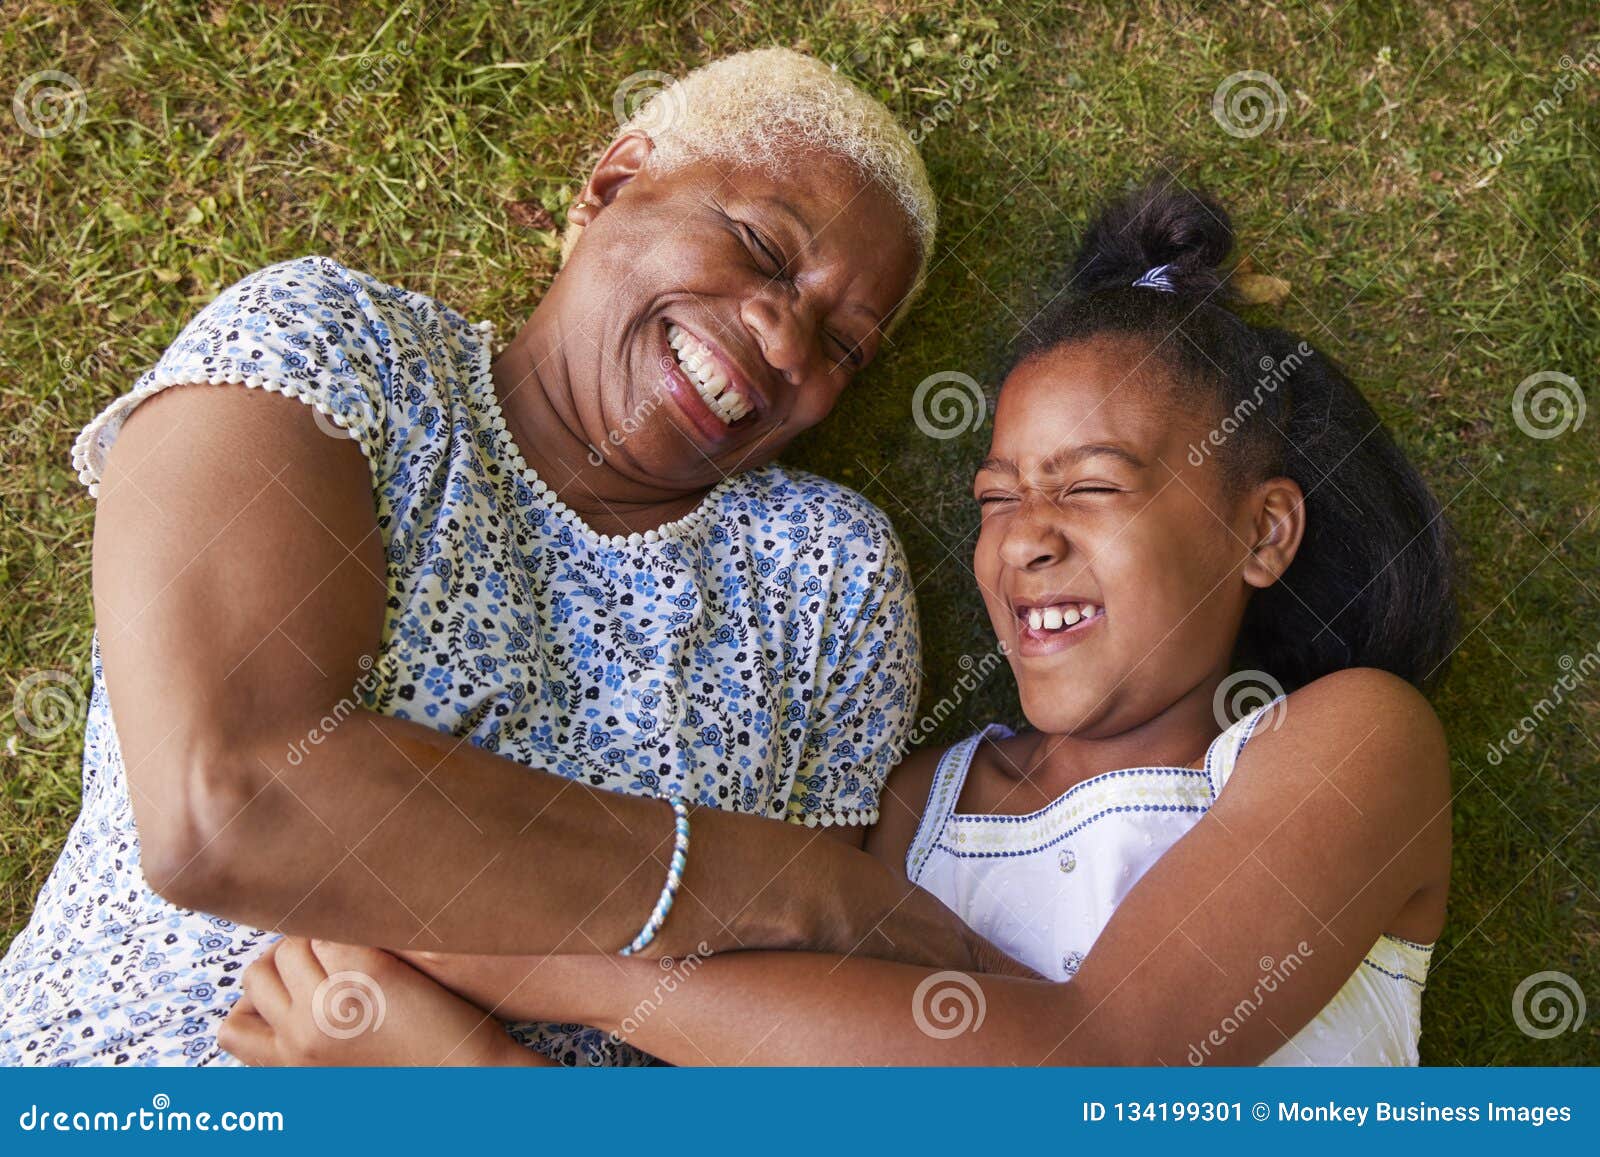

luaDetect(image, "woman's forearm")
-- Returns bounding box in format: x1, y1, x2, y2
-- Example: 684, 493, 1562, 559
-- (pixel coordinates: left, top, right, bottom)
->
167, 705, 977, 967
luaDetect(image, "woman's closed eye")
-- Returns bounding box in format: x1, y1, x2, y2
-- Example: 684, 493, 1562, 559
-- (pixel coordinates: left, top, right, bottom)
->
734, 214, 865, 371
739, 220, 788, 278
829, 331, 865, 371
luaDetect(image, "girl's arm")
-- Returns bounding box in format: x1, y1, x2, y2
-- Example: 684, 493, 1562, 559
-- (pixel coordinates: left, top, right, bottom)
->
99, 384, 985, 970
453, 669, 1450, 1065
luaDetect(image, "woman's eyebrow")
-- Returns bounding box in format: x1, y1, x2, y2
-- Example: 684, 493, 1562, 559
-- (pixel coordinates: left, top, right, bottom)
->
752, 196, 816, 246
748, 196, 888, 333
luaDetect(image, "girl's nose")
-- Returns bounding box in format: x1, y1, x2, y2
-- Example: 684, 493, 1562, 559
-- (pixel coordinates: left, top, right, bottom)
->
998, 497, 1068, 571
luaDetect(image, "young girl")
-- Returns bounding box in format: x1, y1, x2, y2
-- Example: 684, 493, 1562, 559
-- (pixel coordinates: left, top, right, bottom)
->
220, 182, 1457, 1067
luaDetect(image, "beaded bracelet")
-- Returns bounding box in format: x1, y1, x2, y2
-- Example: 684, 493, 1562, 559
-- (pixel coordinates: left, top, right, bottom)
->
618, 793, 691, 957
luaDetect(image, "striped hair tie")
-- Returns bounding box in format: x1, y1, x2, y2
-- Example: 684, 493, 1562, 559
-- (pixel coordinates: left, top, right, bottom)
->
1132, 264, 1178, 293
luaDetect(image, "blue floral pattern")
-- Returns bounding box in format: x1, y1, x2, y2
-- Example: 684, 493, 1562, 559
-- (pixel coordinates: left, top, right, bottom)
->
0, 257, 920, 1066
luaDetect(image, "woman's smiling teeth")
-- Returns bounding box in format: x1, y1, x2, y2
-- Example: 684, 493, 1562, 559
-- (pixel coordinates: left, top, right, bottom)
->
1023, 603, 1100, 633
667, 323, 751, 424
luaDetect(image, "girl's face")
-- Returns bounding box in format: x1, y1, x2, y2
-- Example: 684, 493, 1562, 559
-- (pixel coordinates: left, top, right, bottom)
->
973, 337, 1283, 738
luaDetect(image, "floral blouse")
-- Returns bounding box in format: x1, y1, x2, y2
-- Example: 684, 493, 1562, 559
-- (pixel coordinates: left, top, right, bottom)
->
0, 257, 920, 1066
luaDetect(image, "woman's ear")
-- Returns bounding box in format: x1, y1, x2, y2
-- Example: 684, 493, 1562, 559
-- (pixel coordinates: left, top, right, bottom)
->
1241, 476, 1306, 590
568, 132, 655, 227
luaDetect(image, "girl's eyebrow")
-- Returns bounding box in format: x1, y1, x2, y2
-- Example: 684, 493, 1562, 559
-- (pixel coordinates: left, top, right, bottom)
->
977, 443, 1147, 477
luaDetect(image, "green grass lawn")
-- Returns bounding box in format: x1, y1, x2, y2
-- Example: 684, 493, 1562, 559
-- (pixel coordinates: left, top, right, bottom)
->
2, 1, 1596, 1064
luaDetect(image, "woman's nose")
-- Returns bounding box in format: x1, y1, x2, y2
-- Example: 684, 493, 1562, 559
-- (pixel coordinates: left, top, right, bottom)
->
740, 291, 814, 388
998, 499, 1068, 571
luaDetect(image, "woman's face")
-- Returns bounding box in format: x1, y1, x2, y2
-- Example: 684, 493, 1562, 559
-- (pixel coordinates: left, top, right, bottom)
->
553, 141, 921, 490
972, 338, 1268, 738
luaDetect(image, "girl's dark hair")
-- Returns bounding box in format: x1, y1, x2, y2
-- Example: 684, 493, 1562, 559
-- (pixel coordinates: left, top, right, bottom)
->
1015, 180, 1458, 693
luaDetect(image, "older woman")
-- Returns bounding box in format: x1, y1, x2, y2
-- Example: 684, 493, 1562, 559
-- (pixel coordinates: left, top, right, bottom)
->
0, 49, 987, 1067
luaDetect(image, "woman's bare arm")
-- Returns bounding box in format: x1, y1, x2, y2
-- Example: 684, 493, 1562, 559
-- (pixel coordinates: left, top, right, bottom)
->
434, 670, 1449, 1064
97, 383, 979, 966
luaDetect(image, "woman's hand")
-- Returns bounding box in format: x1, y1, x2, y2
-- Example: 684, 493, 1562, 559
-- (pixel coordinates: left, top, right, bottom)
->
218, 937, 553, 1067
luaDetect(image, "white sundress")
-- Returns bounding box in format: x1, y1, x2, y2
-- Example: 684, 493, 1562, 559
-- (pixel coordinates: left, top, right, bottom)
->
906, 701, 1433, 1065
0, 256, 921, 1066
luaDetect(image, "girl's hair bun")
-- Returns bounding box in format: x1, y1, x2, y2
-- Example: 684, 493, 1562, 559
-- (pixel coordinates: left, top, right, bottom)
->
1068, 180, 1235, 297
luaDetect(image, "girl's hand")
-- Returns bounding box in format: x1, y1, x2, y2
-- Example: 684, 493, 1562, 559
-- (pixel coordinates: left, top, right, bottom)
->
218, 937, 554, 1066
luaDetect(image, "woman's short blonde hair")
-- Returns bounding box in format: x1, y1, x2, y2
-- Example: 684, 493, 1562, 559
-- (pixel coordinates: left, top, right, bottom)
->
564, 47, 937, 316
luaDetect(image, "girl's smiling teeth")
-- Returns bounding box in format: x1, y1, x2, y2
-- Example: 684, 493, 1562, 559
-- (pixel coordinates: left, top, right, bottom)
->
667, 323, 752, 424
1021, 603, 1101, 633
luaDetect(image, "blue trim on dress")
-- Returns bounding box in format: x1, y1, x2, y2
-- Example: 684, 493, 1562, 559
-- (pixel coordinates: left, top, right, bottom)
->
905, 725, 1011, 883
947, 764, 1216, 829
1360, 956, 1428, 989
935, 801, 1211, 859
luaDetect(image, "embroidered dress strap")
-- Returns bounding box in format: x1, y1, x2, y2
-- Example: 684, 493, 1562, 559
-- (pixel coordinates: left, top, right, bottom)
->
905, 724, 1012, 884
1207, 695, 1287, 797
